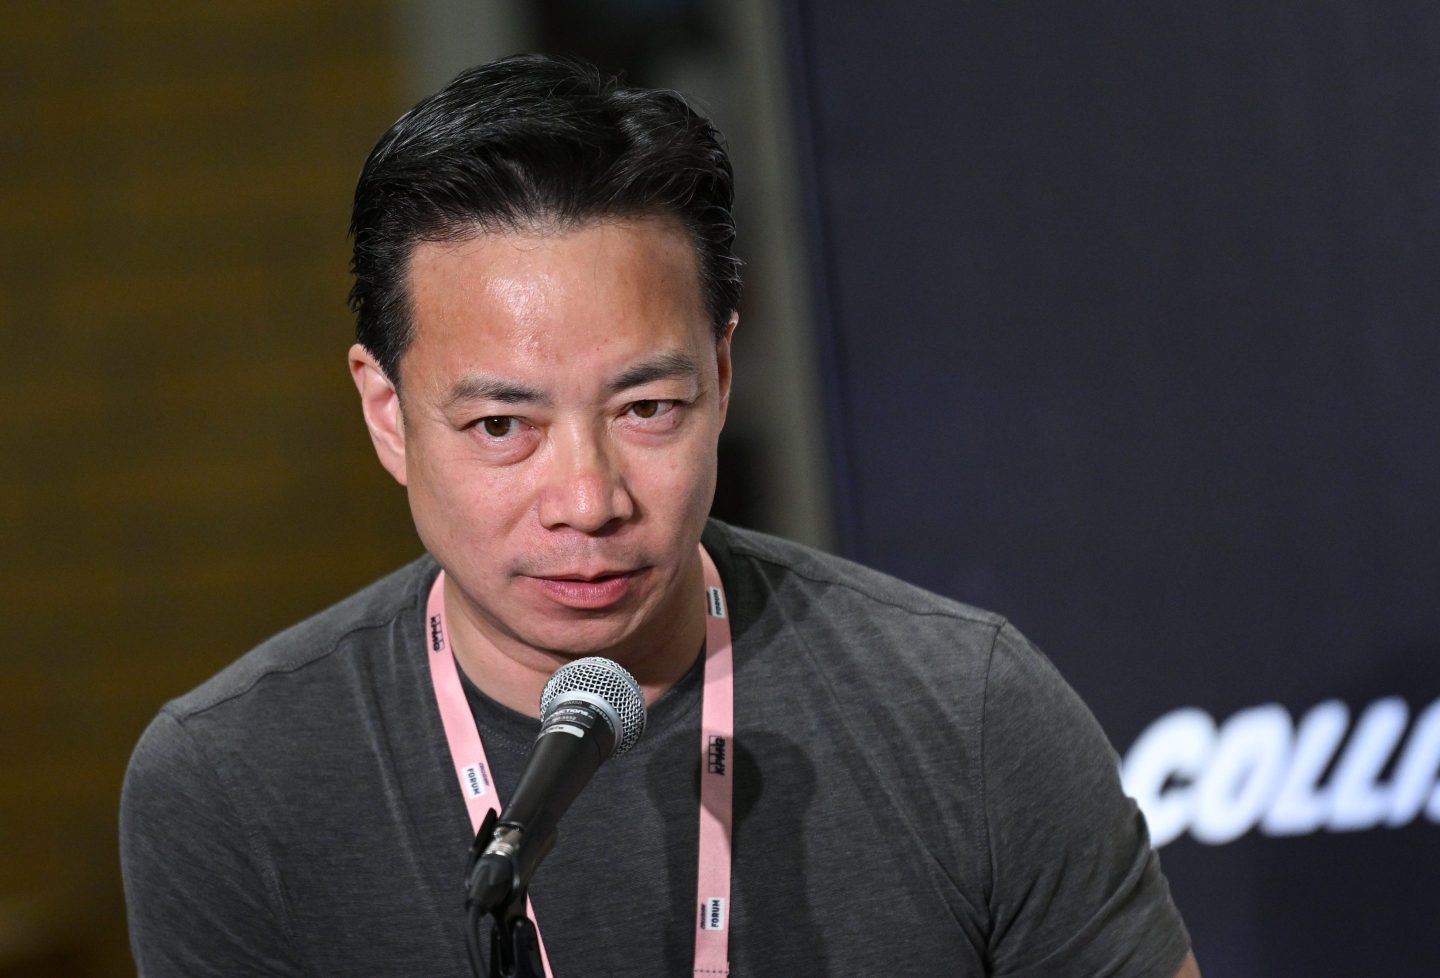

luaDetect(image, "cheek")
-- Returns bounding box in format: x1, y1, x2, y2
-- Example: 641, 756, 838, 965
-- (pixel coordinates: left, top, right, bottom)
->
408, 451, 532, 540
454, 470, 536, 527
635, 441, 717, 517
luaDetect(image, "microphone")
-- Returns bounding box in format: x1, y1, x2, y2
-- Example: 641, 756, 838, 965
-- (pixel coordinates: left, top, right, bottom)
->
466, 656, 647, 912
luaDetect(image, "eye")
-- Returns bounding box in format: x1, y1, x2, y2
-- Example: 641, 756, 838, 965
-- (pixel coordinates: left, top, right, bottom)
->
628, 399, 673, 420
478, 416, 519, 438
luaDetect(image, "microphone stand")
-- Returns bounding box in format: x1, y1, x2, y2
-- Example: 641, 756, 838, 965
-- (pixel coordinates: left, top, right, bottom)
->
464, 810, 546, 978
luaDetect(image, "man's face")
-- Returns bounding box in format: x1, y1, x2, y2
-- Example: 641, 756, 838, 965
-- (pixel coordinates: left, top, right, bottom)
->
353, 217, 733, 672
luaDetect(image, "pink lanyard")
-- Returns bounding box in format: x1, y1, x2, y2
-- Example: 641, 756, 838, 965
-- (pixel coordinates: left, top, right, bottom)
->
425, 544, 735, 977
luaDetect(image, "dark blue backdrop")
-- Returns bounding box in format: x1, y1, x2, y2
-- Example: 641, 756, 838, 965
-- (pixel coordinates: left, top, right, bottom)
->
781, 3, 1440, 975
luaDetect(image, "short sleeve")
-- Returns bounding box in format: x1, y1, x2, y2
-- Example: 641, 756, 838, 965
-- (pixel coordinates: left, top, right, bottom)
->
119, 710, 304, 977
981, 623, 1191, 978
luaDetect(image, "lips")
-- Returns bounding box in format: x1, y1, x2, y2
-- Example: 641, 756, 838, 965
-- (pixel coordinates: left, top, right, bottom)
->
540, 569, 633, 583
526, 567, 647, 610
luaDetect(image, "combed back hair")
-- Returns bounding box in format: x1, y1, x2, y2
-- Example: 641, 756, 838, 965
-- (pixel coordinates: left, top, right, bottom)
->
348, 53, 743, 386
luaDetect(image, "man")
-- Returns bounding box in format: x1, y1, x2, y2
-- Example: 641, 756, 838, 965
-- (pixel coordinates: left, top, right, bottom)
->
121, 54, 1199, 977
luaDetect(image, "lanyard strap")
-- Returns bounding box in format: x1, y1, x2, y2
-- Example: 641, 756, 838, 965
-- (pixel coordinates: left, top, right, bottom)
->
426, 570, 554, 976
694, 544, 734, 975
425, 544, 735, 977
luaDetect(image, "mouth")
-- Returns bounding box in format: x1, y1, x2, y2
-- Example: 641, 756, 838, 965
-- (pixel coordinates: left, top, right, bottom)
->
539, 569, 635, 583
526, 567, 647, 609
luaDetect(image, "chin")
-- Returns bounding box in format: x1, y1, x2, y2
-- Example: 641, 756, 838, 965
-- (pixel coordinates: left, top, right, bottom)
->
526, 620, 640, 660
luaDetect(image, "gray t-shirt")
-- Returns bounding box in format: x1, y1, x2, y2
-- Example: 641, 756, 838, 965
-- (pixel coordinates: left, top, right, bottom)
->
120, 520, 1190, 977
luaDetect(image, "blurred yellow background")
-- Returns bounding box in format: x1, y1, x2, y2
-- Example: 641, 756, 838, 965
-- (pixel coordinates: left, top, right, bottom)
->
3, 4, 428, 972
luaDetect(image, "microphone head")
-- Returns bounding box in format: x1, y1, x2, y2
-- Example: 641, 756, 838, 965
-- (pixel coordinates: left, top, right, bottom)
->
539, 657, 647, 757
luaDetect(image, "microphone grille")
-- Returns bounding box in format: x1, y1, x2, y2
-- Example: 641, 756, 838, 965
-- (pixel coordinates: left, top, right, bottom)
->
539, 657, 647, 756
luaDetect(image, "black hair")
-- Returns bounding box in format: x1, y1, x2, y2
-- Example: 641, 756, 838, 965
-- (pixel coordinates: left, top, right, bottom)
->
348, 53, 742, 385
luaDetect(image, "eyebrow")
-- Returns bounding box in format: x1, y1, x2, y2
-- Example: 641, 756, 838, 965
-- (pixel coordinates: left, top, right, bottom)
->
440, 351, 701, 411
443, 375, 551, 409
605, 352, 701, 395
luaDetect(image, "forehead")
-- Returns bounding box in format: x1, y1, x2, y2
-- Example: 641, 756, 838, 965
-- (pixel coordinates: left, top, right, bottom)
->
400, 217, 710, 389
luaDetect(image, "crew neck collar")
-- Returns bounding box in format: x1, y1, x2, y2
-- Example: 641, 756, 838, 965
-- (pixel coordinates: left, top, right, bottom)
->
455, 643, 707, 756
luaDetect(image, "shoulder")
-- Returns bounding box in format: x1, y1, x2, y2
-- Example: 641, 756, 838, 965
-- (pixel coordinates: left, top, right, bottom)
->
116, 555, 445, 978
703, 519, 1021, 670
162, 554, 437, 724
701, 519, 1075, 780
704, 523, 1190, 975
704, 519, 1006, 625
126, 554, 438, 801
122, 553, 440, 867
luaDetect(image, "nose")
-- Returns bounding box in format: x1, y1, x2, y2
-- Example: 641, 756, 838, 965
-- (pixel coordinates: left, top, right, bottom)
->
537, 423, 635, 533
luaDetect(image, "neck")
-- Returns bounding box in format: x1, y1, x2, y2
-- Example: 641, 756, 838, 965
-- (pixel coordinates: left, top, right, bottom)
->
440, 554, 707, 719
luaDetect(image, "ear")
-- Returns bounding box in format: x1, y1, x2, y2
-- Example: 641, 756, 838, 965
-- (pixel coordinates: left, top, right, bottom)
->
715, 312, 738, 426
349, 344, 408, 486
